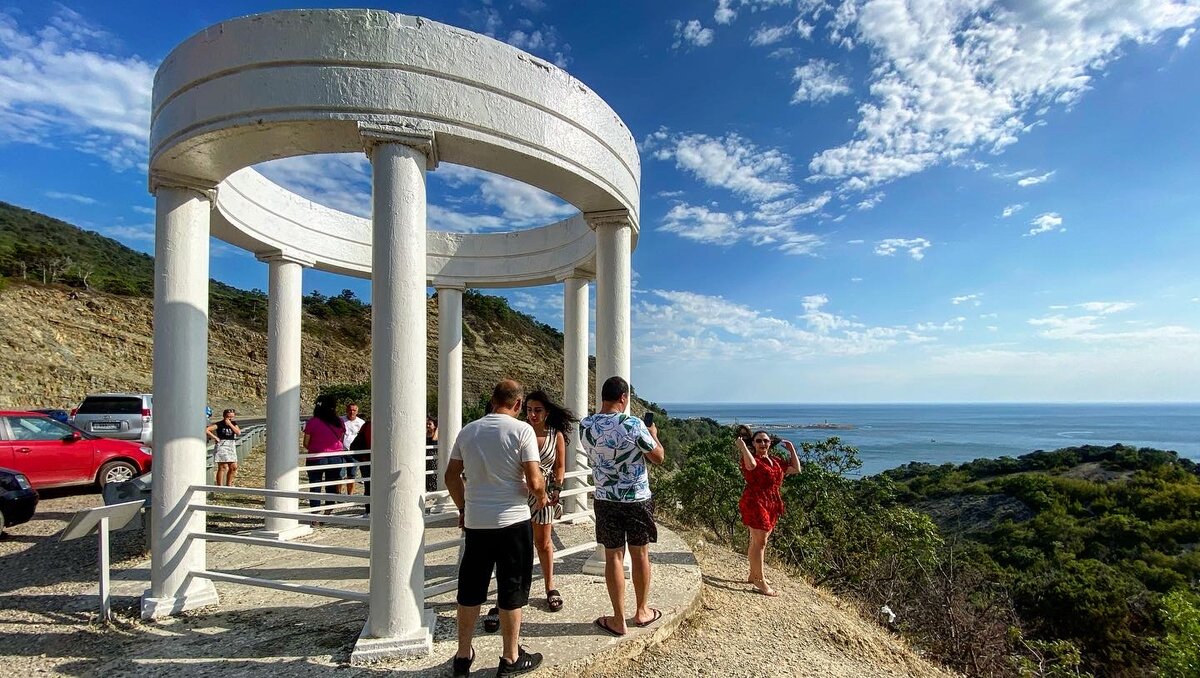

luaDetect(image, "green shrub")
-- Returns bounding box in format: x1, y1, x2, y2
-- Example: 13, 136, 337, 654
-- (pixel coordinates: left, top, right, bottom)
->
1157, 589, 1200, 677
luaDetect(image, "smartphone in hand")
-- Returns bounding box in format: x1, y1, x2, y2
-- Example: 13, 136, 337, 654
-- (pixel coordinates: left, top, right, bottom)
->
643, 411, 656, 428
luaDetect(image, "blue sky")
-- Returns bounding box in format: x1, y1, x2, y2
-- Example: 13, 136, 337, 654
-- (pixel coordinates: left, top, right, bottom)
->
2, 1, 1199, 403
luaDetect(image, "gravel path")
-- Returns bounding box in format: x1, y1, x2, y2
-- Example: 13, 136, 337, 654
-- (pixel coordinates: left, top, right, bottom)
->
582, 534, 954, 678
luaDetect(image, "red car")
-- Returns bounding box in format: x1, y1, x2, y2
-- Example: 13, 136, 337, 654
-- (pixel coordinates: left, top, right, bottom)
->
0, 411, 153, 489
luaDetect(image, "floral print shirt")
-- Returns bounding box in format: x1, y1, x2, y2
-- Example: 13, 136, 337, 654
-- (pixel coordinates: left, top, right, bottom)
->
580, 412, 656, 502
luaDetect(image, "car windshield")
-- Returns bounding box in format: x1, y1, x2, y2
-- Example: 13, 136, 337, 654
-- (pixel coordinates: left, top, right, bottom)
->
77, 396, 142, 414
6, 415, 74, 441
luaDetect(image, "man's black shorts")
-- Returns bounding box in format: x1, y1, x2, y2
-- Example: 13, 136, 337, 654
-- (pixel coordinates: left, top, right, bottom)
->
594, 498, 657, 549
457, 521, 533, 610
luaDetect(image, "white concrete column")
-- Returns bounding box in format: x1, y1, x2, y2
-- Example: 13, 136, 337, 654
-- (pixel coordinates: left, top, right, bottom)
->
561, 274, 590, 517
583, 211, 634, 578
142, 179, 220, 618
254, 250, 314, 541
352, 124, 437, 663
436, 284, 464, 497
591, 210, 633, 411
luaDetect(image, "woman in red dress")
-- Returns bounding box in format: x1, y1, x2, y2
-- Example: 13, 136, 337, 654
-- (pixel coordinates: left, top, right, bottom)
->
736, 430, 802, 596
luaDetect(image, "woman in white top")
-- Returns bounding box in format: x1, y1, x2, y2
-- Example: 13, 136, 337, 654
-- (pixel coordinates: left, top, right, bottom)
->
523, 389, 575, 612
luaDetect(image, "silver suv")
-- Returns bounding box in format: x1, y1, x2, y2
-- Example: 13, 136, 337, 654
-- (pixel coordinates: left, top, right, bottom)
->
70, 393, 154, 446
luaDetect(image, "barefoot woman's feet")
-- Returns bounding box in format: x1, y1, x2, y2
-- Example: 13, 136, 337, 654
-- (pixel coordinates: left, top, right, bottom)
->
751, 578, 778, 597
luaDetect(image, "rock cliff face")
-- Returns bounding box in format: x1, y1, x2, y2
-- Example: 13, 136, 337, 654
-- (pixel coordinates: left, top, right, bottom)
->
0, 282, 589, 415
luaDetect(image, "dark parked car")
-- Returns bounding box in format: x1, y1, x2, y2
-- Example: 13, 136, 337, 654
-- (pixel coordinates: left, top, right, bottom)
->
0, 411, 153, 489
0, 467, 38, 531
32, 408, 69, 424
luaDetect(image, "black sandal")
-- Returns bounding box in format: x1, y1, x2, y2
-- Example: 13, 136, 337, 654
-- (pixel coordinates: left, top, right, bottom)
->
546, 589, 563, 612
483, 607, 500, 633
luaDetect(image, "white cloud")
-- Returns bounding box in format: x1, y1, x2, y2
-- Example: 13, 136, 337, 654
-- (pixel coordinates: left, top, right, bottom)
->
437, 164, 577, 226
1179, 27, 1196, 47
1077, 301, 1136, 315
714, 0, 797, 26
847, 239, 865, 244
1028, 309, 1197, 343
750, 23, 794, 46
0, 8, 154, 171
656, 190, 686, 198
659, 202, 825, 255
648, 128, 796, 199
98, 224, 154, 242
1025, 212, 1064, 237
1017, 171, 1055, 187
646, 129, 831, 252
673, 19, 715, 48
636, 288, 930, 362
507, 30, 546, 50
256, 154, 372, 218
803, 1, 1200, 191
505, 24, 571, 68
874, 237, 931, 260
132, 206, 155, 216
951, 293, 982, 306
44, 191, 97, 205
856, 192, 884, 210
915, 317, 966, 332
850, 277, 863, 282
1001, 203, 1025, 218
644, 130, 794, 201
660, 203, 745, 243
801, 293, 860, 333
256, 156, 575, 232
791, 59, 851, 103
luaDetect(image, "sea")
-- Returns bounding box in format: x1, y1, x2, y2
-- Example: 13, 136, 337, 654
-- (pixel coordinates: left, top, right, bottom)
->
659, 403, 1200, 477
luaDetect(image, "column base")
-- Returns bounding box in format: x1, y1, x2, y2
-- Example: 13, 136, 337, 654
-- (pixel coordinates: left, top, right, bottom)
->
250, 523, 314, 541
349, 608, 436, 664
582, 544, 632, 579
140, 578, 220, 620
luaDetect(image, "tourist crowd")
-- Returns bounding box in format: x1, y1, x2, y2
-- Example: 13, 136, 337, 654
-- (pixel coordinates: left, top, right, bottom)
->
209, 374, 799, 676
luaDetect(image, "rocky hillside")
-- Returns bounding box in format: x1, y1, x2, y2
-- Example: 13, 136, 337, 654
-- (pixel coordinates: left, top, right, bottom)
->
0, 201, 592, 415
0, 281, 593, 415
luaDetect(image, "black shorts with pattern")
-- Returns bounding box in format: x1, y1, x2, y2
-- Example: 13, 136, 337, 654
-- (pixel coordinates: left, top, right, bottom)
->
593, 498, 657, 549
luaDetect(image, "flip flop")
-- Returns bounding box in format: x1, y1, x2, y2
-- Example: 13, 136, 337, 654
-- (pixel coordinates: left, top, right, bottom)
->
483, 607, 500, 633
633, 608, 663, 628
546, 589, 563, 613
593, 616, 625, 637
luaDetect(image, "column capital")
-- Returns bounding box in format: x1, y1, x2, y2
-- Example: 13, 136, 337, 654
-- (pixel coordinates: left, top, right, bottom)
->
149, 170, 218, 201
432, 280, 467, 292
255, 248, 316, 267
555, 270, 593, 283
359, 122, 439, 170
584, 209, 632, 231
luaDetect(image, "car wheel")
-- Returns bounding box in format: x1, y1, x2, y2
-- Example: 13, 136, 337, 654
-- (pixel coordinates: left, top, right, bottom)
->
98, 461, 138, 488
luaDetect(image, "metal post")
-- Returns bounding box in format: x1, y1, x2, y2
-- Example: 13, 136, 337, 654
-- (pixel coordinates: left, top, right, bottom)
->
99, 516, 110, 621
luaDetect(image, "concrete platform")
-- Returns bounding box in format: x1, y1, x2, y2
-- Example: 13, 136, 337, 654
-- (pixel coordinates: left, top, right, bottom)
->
102, 514, 701, 676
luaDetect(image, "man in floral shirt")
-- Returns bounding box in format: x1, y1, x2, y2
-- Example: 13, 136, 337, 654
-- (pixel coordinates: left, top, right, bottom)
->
579, 376, 665, 637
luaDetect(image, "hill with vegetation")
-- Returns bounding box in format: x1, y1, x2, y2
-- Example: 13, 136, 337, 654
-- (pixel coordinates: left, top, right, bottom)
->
0, 201, 590, 413
654, 429, 1200, 677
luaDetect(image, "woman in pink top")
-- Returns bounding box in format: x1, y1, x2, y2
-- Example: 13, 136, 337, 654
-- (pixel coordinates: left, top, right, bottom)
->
302, 398, 347, 511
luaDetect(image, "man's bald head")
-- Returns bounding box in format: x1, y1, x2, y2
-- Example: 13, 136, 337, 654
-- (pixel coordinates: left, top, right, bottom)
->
491, 379, 524, 410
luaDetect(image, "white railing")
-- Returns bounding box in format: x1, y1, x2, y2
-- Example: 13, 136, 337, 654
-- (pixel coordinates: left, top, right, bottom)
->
189, 443, 599, 603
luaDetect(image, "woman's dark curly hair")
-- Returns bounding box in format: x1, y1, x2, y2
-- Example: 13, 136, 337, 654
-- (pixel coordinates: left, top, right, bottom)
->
523, 390, 579, 432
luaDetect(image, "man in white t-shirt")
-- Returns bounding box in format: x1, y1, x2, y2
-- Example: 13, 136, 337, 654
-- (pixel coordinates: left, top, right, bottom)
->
445, 380, 547, 678
340, 403, 365, 495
